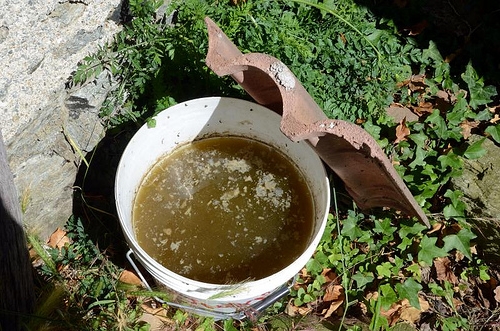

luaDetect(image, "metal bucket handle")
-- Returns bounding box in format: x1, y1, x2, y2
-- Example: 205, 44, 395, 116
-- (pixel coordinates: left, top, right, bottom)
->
126, 250, 292, 320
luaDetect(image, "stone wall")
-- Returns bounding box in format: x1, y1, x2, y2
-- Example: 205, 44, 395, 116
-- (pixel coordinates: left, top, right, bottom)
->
451, 135, 500, 263
0, 0, 122, 239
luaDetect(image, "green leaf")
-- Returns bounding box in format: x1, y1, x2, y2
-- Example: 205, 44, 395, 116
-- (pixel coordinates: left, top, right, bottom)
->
443, 189, 467, 219
395, 278, 422, 309
341, 211, 363, 240
376, 262, 393, 279
463, 138, 487, 159
422, 41, 443, 63
485, 124, 500, 144
352, 272, 375, 288
443, 203, 466, 220
438, 151, 463, 169
417, 236, 448, 265
306, 258, 323, 275
379, 284, 398, 311
408, 146, 427, 169
408, 132, 428, 147
374, 218, 396, 236
425, 110, 448, 139
469, 85, 497, 109
443, 228, 477, 260
406, 263, 422, 282
461, 62, 498, 109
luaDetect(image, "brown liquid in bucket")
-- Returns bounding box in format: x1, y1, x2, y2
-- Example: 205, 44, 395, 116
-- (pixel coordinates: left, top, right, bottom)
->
133, 136, 314, 284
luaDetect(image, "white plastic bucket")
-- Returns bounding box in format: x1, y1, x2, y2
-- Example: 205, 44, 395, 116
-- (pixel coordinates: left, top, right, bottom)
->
115, 97, 330, 317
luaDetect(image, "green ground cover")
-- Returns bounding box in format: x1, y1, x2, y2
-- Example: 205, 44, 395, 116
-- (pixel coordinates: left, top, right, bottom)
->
28, 0, 500, 330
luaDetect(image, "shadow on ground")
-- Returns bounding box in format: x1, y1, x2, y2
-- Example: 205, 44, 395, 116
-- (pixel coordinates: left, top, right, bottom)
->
355, 0, 500, 87
72, 125, 138, 267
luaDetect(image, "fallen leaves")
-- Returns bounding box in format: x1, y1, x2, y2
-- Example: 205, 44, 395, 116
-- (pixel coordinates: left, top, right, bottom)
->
381, 297, 430, 326
460, 120, 480, 139
434, 257, 458, 285
322, 284, 345, 319
495, 286, 500, 303
119, 269, 143, 286
48, 227, 71, 249
395, 117, 410, 144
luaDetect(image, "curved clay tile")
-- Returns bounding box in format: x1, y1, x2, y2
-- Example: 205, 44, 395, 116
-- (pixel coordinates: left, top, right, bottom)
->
205, 17, 429, 227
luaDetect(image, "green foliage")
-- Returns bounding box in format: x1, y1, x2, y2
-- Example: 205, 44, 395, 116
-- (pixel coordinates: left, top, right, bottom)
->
30, 216, 148, 330
73, 0, 446, 127
290, 208, 490, 330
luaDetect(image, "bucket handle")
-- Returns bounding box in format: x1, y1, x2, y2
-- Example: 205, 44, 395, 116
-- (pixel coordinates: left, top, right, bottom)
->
125, 250, 292, 320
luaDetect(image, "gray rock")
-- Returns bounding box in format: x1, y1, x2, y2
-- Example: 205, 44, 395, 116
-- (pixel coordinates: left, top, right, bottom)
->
452, 135, 500, 218
451, 135, 500, 262
1, 0, 121, 240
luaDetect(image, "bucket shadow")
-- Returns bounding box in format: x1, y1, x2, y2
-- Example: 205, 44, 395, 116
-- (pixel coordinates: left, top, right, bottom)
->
72, 124, 139, 267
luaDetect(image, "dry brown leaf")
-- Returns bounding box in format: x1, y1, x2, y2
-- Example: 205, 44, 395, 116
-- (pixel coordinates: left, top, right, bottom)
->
297, 306, 313, 316
400, 297, 430, 323
141, 303, 171, 323
395, 117, 410, 144
460, 120, 479, 139
119, 269, 143, 286
285, 299, 298, 317
415, 101, 434, 115
452, 298, 464, 309
322, 299, 344, 319
381, 302, 403, 326
48, 227, 71, 249
366, 291, 378, 301
393, 0, 408, 8
387, 104, 419, 122
405, 20, 428, 36
428, 222, 443, 234
339, 33, 347, 45
471, 245, 478, 255
323, 284, 344, 302
494, 286, 500, 303
491, 114, 500, 124
321, 268, 339, 284
434, 257, 458, 284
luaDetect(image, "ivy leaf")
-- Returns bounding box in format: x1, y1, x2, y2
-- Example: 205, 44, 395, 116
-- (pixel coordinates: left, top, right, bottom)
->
422, 41, 443, 63
306, 258, 323, 275
379, 284, 398, 311
352, 271, 375, 288
485, 124, 500, 144
443, 203, 466, 220
461, 62, 498, 109
418, 236, 448, 265
469, 85, 497, 110
443, 190, 467, 219
374, 218, 396, 236
438, 151, 463, 169
341, 211, 363, 240
376, 262, 393, 279
224, 320, 239, 331
396, 278, 423, 309
408, 131, 428, 147
463, 138, 487, 159
425, 110, 448, 139
443, 228, 477, 260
